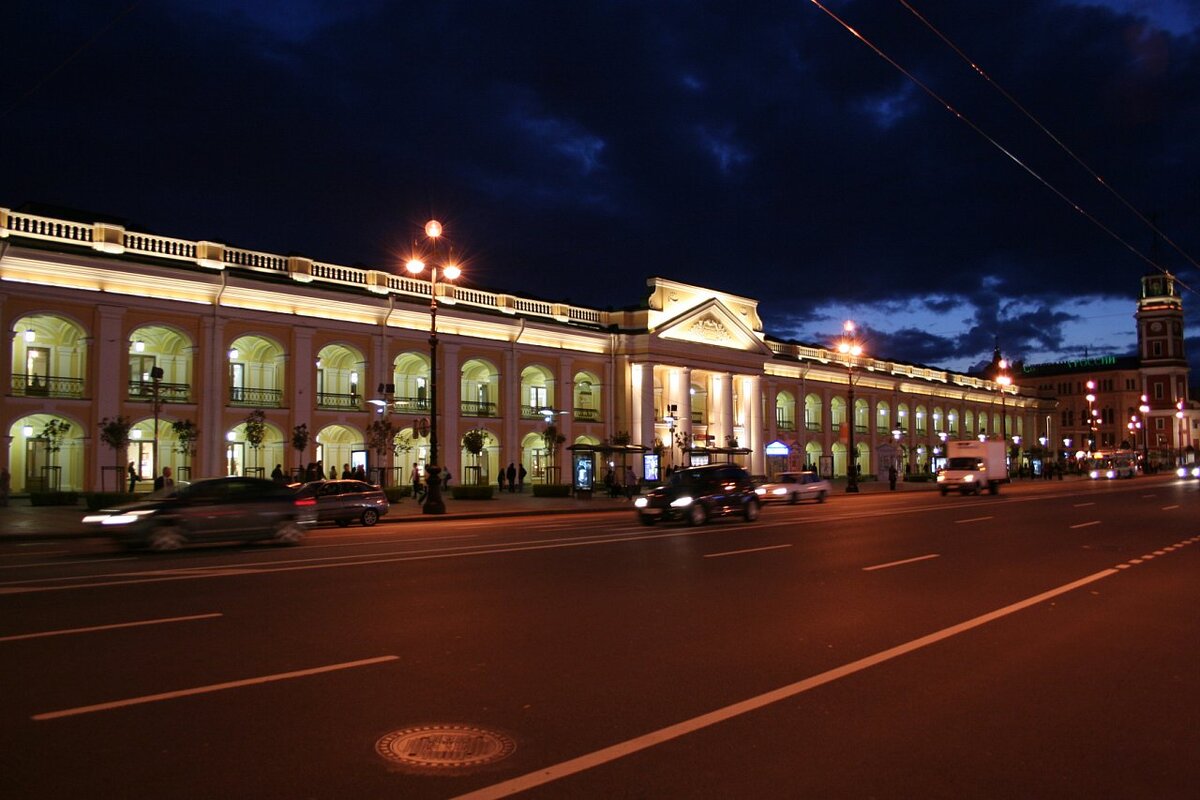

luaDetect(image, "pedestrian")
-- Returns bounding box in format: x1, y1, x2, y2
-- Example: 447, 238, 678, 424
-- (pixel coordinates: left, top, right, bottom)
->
0, 466, 10, 507
624, 466, 637, 498
506, 462, 516, 493
329, 465, 338, 481
498, 468, 507, 493
342, 463, 352, 479
410, 463, 422, 502
888, 464, 898, 491
603, 466, 615, 498
518, 463, 527, 492
271, 464, 285, 483
127, 461, 139, 493
154, 466, 174, 491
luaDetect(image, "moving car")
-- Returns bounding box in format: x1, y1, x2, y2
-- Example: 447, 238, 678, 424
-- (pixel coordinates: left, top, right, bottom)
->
83, 476, 317, 551
296, 479, 389, 526
755, 471, 830, 504
634, 464, 760, 526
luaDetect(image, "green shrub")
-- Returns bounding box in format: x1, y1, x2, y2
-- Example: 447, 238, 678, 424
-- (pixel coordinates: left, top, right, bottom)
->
84, 492, 137, 511
532, 484, 572, 497
450, 485, 494, 500
384, 486, 412, 503
29, 491, 81, 507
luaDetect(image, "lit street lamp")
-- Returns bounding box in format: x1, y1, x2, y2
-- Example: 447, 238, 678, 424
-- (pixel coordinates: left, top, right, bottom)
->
1138, 395, 1151, 469
996, 358, 1012, 471
1085, 380, 1097, 452
405, 219, 462, 515
836, 321, 863, 493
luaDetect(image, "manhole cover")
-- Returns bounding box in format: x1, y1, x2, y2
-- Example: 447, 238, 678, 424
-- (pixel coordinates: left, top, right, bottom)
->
376, 725, 516, 771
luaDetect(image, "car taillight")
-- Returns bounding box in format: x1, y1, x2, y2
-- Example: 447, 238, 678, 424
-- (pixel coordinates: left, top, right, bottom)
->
294, 496, 317, 507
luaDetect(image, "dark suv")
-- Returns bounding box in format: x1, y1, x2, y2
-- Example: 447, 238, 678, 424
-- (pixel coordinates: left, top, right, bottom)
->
82, 476, 317, 551
634, 464, 760, 526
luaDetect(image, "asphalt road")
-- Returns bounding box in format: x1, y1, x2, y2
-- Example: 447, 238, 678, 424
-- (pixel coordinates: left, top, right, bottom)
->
2, 476, 1198, 799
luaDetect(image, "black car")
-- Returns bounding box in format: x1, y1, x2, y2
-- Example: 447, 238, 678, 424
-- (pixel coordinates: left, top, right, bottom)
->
82, 476, 318, 551
296, 480, 390, 527
634, 464, 760, 526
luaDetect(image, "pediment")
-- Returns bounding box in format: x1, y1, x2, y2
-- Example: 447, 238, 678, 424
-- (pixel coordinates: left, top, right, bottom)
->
653, 298, 772, 355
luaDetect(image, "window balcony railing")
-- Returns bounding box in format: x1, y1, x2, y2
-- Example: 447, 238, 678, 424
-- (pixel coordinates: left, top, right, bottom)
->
461, 400, 497, 417
12, 373, 85, 399
229, 386, 283, 407
691, 411, 705, 424
776, 416, 795, 431
392, 396, 429, 413
806, 421, 821, 432
574, 407, 600, 422
127, 380, 192, 404
520, 404, 544, 419
317, 392, 361, 411
856, 424, 869, 435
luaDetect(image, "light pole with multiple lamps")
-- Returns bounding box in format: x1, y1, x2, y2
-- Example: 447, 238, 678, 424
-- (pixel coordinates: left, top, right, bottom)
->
836, 320, 863, 493
995, 358, 1011, 469
405, 220, 462, 515
1138, 395, 1150, 469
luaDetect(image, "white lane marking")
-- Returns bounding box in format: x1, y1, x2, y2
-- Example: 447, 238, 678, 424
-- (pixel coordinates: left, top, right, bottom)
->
0, 613, 222, 643
1141, 494, 1156, 498
32, 655, 398, 720
862, 553, 940, 571
1162, 505, 1180, 511
1070, 521, 1101, 529
704, 544, 792, 559
0, 557, 138, 570
1073, 502, 1095, 507
451, 569, 1119, 800
954, 516, 992, 524
0, 550, 70, 557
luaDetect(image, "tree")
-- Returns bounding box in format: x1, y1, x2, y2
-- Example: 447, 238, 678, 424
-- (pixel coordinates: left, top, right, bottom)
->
244, 409, 266, 473
99, 416, 133, 491
365, 417, 398, 485
171, 419, 198, 476
542, 423, 566, 484
291, 423, 310, 475
462, 428, 491, 485
39, 419, 72, 491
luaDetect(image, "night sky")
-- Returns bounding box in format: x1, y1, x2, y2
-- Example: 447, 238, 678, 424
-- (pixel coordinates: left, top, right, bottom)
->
5, 1, 1200, 374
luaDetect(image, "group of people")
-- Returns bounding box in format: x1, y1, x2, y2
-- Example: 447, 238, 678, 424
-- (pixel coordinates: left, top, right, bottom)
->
602, 465, 639, 498
126, 462, 174, 492
497, 462, 526, 492
409, 463, 447, 502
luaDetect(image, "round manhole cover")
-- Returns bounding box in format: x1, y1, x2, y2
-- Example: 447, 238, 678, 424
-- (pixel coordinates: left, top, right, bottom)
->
376, 725, 516, 771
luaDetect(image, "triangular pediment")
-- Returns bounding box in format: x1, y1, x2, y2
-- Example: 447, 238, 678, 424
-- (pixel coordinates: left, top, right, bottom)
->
653, 298, 772, 354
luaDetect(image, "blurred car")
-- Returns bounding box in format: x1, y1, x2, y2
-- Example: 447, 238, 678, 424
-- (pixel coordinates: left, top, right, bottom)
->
634, 464, 760, 526
1176, 465, 1200, 479
755, 471, 831, 504
83, 476, 317, 551
296, 479, 389, 526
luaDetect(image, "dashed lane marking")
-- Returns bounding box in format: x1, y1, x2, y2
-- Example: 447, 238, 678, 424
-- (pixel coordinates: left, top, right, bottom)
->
863, 553, 940, 571
955, 516, 993, 524
1070, 521, 1101, 529
704, 544, 792, 559
1, 612, 221, 643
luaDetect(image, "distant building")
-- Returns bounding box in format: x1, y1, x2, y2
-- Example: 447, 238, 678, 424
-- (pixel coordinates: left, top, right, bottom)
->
1013, 272, 1197, 466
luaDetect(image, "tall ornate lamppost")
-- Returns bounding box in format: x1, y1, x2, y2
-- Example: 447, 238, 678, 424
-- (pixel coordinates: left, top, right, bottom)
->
995, 358, 1012, 470
405, 220, 461, 515
836, 320, 863, 492
1138, 395, 1150, 469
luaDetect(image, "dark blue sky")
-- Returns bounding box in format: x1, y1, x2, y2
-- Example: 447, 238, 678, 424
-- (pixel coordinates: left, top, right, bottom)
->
4, 1, 1200, 374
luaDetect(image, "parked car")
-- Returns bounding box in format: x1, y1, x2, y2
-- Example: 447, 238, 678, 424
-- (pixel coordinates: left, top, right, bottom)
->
634, 464, 760, 526
83, 476, 317, 551
296, 479, 389, 526
756, 471, 831, 504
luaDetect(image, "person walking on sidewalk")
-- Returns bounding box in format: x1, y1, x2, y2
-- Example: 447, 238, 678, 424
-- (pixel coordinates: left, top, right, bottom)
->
410, 463, 422, 502
506, 463, 517, 492
127, 462, 139, 493
518, 463, 527, 492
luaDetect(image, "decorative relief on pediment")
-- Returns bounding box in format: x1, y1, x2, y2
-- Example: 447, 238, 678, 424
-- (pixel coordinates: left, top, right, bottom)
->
690, 316, 732, 342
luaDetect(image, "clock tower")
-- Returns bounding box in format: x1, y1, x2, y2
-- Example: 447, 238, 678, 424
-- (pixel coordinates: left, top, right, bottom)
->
1136, 271, 1189, 446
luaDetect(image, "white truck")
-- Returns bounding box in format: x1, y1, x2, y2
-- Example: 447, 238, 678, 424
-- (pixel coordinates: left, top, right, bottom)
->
937, 440, 1008, 496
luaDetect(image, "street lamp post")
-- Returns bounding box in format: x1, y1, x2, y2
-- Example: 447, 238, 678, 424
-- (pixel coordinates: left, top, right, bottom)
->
996, 358, 1011, 471
150, 366, 164, 485
405, 220, 462, 515
1176, 400, 1186, 467
836, 321, 863, 493
1085, 380, 1097, 452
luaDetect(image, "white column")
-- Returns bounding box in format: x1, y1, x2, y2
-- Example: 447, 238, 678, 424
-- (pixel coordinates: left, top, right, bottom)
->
503, 349, 518, 469
718, 372, 734, 445
765, 378, 778, 447
557, 356, 574, 447
631, 362, 655, 475
200, 316, 226, 478
441, 343, 461, 481
746, 375, 764, 474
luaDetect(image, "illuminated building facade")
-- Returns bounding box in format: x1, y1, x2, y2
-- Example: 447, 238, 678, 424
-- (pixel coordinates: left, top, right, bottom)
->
1, 205, 1051, 493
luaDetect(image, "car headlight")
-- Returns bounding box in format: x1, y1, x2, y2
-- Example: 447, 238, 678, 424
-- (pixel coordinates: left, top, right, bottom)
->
1192, 467, 1200, 478
1089, 470, 1100, 479
1177, 467, 1189, 478
771, 487, 787, 495
936, 473, 945, 482
83, 509, 157, 526
963, 474, 975, 482
755, 487, 766, 495
1105, 470, 1115, 479
669, 495, 694, 508
634, 497, 648, 508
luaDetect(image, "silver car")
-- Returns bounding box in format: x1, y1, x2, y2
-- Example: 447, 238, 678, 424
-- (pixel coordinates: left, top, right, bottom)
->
756, 471, 831, 504
298, 480, 390, 527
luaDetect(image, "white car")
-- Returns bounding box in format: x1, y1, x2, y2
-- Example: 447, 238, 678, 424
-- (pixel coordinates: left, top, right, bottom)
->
756, 471, 830, 504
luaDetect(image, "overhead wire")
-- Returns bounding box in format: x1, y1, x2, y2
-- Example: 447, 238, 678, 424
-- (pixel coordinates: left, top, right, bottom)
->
897, 0, 1200, 293
805, 0, 1195, 296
